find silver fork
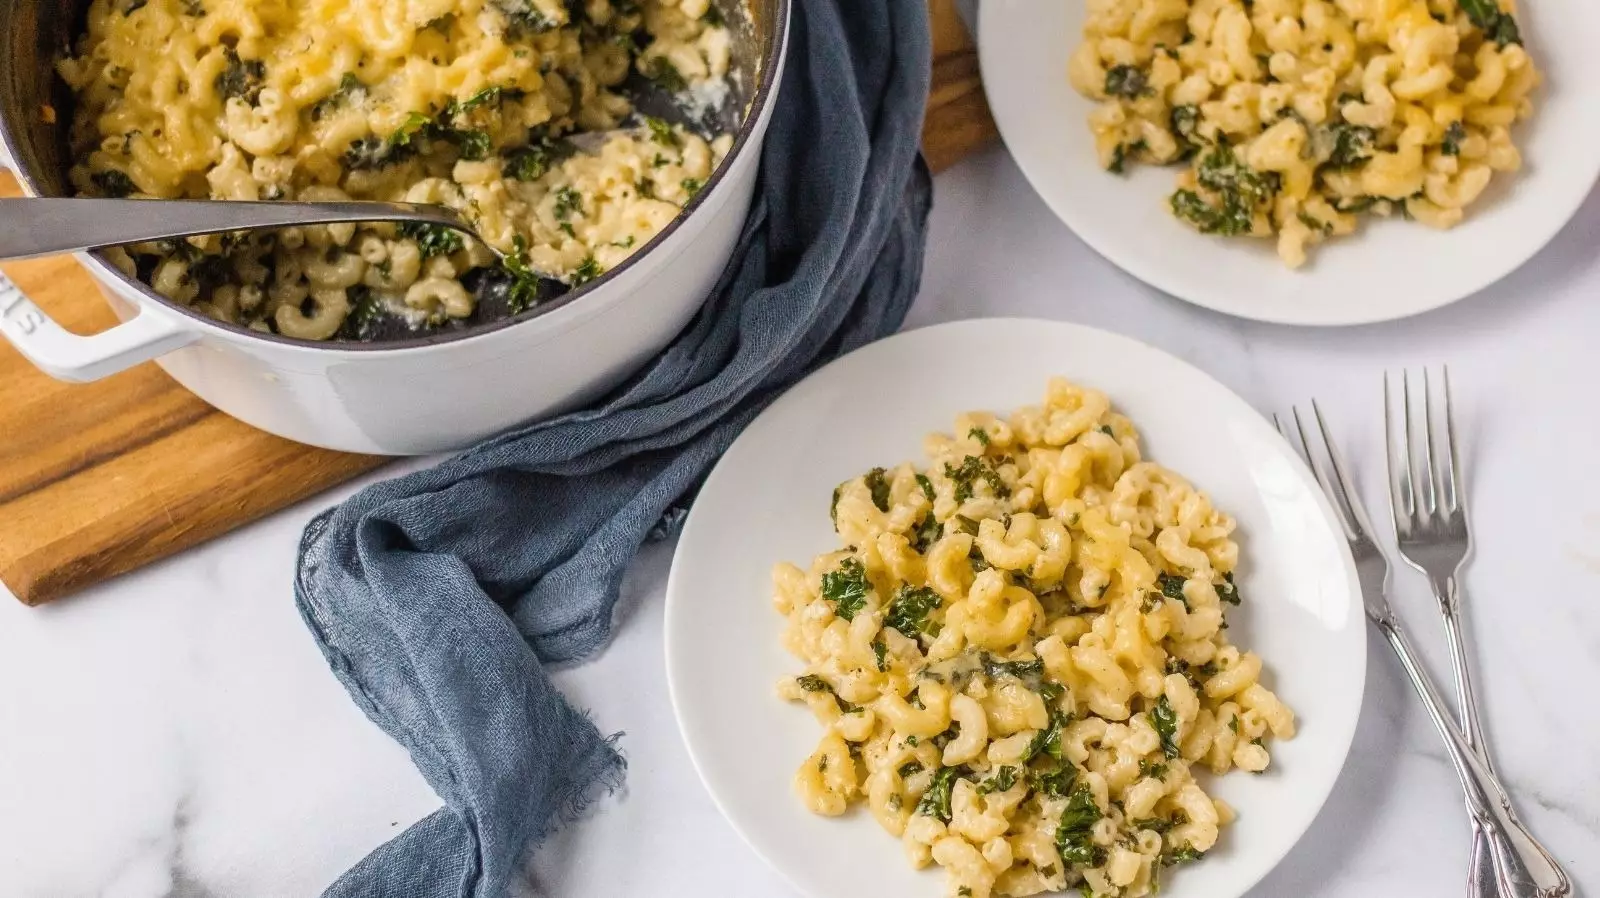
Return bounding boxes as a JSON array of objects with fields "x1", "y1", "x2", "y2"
[
  {"x1": 1384, "y1": 370, "x2": 1569, "y2": 898},
  {"x1": 1276, "y1": 402, "x2": 1570, "y2": 898}
]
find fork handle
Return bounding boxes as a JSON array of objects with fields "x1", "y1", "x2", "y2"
[
  {"x1": 1435, "y1": 574, "x2": 1503, "y2": 898},
  {"x1": 1468, "y1": 827, "x2": 1499, "y2": 898},
  {"x1": 1376, "y1": 618, "x2": 1571, "y2": 898},
  {"x1": 1436, "y1": 574, "x2": 1493, "y2": 755}
]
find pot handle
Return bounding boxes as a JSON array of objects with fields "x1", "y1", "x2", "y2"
[{"x1": 0, "y1": 270, "x2": 197, "y2": 382}]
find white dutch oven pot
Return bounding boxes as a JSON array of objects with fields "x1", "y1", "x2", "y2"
[{"x1": 0, "y1": 0, "x2": 789, "y2": 455}]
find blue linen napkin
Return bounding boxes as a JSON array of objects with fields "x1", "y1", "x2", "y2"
[{"x1": 292, "y1": 1, "x2": 934, "y2": 894}]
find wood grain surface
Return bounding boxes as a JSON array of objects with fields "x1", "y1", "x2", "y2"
[
  {"x1": 0, "y1": 189, "x2": 390, "y2": 606},
  {"x1": 0, "y1": 0, "x2": 998, "y2": 606},
  {"x1": 924, "y1": 0, "x2": 1000, "y2": 175}
]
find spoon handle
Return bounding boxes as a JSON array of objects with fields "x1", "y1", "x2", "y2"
[{"x1": 0, "y1": 198, "x2": 468, "y2": 261}]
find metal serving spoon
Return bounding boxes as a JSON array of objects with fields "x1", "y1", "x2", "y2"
[
  {"x1": 0, "y1": 197, "x2": 506, "y2": 263},
  {"x1": 0, "y1": 132, "x2": 624, "y2": 265}
]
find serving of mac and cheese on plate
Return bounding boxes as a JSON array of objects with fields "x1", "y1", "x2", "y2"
[
  {"x1": 665, "y1": 319, "x2": 1368, "y2": 898},
  {"x1": 980, "y1": 0, "x2": 1600, "y2": 325},
  {"x1": 1067, "y1": 0, "x2": 1541, "y2": 268},
  {"x1": 771, "y1": 379, "x2": 1294, "y2": 898},
  {"x1": 56, "y1": 0, "x2": 737, "y2": 340}
]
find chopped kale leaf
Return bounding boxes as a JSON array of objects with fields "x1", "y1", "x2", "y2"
[
  {"x1": 1104, "y1": 64, "x2": 1149, "y2": 98},
  {"x1": 976, "y1": 766, "x2": 1017, "y2": 795},
  {"x1": 944, "y1": 455, "x2": 1009, "y2": 503},
  {"x1": 1025, "y1": 716, "x2": 1064, "y2": 763},
  {"x1": 1029, "y1": 763, "x2": 1076, "y2": 797},
  {"x1": 552, "y1": 186, "x2": 583, "y2": 227},
  {"x1": 451, "y1": 128, "x2": 493, "y2": 161},
  {"x1": 885, "y1": 584, "x2": 942, "y2": 638},
  {"x1": 864, "y1": 467, "x2": 892, "y2": 512},
  {"x1": 1133, "y1": 816, "x2": 1178, "y2": 834},
  {"x1": 1460, "y1": 0, "x2": 1521, "y2": 46},
  {"x1": 1056, "y1": 784, "x2": 1105, "y2": 868},
  {"x1": 1157, "y1": 572, "x2": 1188, "y2": 605},
  {"x1": 1150, "y1": 694, "x2": 1182, "y2": 759},
  {"x1": 1217, "y1": 571, "x2": 1241, "y2": 605},
  {"x1": 1298, "y1": 211, "x2": 1333, "y2": 235},
  {"x1": 820, "y1": 558, "x2": 871, "y2": 621},
  {"x1": 643, "y1": 115, "x2": 679, "y2": 148},
  {"x1": 796, "y1": 674, "x2": 830, "y2": 692},
  {"x1": 1170, "y1": 104, "x2": 1202, "y2": 157},
  {"x1": 1108, "y1": 138, "x2": 1148, "y2": 175},
  {"x1": 570, "y1": 254, "x2": 602, "y2": 286},
  {"x1": 501, "y1": 234, "x2": 547, "y2": 314},
  {"x1": 1138, "y1": 759, "x2": 1169, "y2": 780},
  {"x1": 90, "y1": 169, "x2": 137, "y2": 197},
  {"x1": 1162, "y1": 845, "x2": 1206, "y2": 866},
  {"x1": 916, "y1": 767, "x2": 962, "y2": 821},
  {"x1": 910, "y1": 513, "x2": 941, "y2": 554},
  {"x1": 338, "y1": 286, "x2": 383, "y2": 340},
  {"x1": 1325, "y1": 123, "x2": 1377, "y2": 169},
  {"x1": 215, "y1": 49, "x2": 266, "y2": 104},
  {"x1": 397, "y1": 222, "x2": 464, "y2": 260},
  {"x1": 981, "y1": 654, "x2": 1044, "y2": 682},
  {"x1": 494, "y1": 0, "x2": 562, "y2": 36},
  {"x1": 505, "y1": 137, "x2": 576, "y2": 181}
]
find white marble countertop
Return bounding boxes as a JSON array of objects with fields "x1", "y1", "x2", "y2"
[{"x1": 4, "y1": 146, "x2": 1599, "y2": 898}]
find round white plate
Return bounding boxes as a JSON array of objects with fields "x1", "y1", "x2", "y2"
[
  {"x1": 666, "y1": 319, "x2": 1368, "y2": 898},
  {"x1": 978, "y1": 0, "x2": 1600, "y2": 326}
]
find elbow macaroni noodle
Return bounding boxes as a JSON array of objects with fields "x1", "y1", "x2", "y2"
[
  {"x1": 1068, "y1": 0, "x2": 1540, "y2": 268},
  {"x1": 773, "y1": 378, "x2": 1296, "y2": 898},
  {"x1": 59, "y1": 0, "x2": 735, "y2": 339}
]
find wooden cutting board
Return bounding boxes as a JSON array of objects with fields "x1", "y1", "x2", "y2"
[{"x1": 0, "y1": 0, "x2": 998, "y2": 606}]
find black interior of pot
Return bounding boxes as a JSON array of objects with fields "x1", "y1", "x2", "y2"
[
  {"x1": 0, "y1": 0, "x2": 76, "y2": 195},
  {"x1": 0, "y1": 0, "x2": 780, "y2": 347}
]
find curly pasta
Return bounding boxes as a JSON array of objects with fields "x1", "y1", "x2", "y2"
[
  {"x1": 58, "y1": 0, "x2": 734, "y2": 338},
  {"x1": 1068, "y1": 0, "x2": 1540, "y2": 268},
  {"x1": 773, "y1": 378, "x2": 1296, "y2": 898}
]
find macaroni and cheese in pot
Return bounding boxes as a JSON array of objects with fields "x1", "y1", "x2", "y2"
[{"x1": 57, "y1": 0, "x2": 738, "y2": 340}]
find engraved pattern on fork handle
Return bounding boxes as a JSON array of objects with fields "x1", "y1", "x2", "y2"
[
  {"x1": 1434, "y1": 573, "x2": 1569, "y2": 898},
  {"x1": 1375, "y1": 617, "x2": 1571, "y2": 898}
]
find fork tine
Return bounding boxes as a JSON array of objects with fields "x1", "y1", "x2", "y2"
[
  {"x1": 1407, "y1": 370, "x2": 1436, "y2": 517},
  {"x1": 1392, "y1": 373, "x2": 1415, "y2": 519},
  {"x1": 1293, "y1": 405, "x2": 1359, "y2": 542},
  {"x1": 1383, "y1": 373, "x2": 1412, "y2": 527},
  {"x1": 1442, "y1": 366, "x2": 1462, "y2": 515},
  {"x1": 1311, "y1": 399, "x2": 1380, "y2": 541},
  {"x1": 1402, "y1": 370, "x2": 1419, "y2": 515},
  {"x1": 1421, "y1": 368, "x2": 1440, "y2": 518}
]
